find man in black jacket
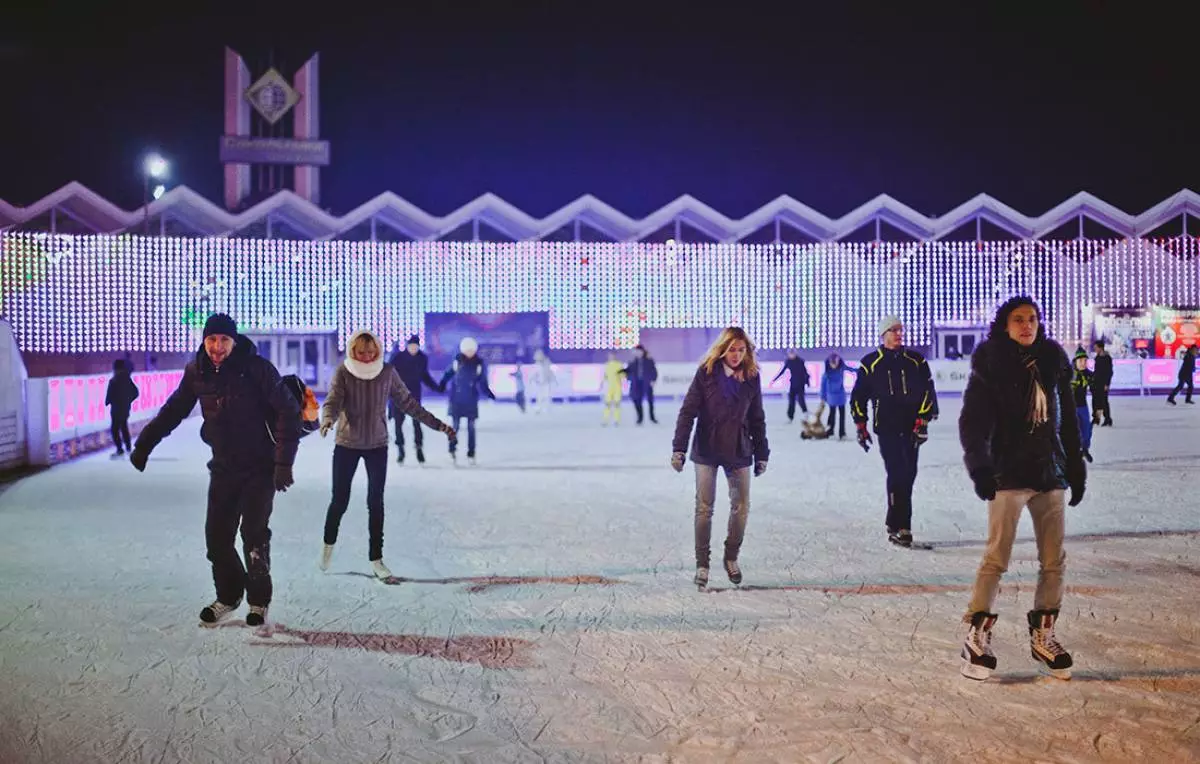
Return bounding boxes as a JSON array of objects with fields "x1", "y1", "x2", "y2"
[
  {"x1": 1090, "y1": 340, "x2": 1114, "y2": 426},
  {"x1": 850, "y1": 316, "x2": 938, "y2": 548},
  {"x1": 958, "y1": 296, "x2": 1086, "y2": 682},
  {"x1": 388, "y1": 334, "x2": 440, "y2": 463},
  {"x1": 771, "y1": 349, "x2": 810, "y2": 421},
  {"x1": 1167, "y1": 344, "x2": 1196, "y2": 405},
  {"x1": 130, "y1": 314, "x2": 301, "y2": 628},
  {"x1": 624, "y1": 344, "x2": 659, "y2": 424}
]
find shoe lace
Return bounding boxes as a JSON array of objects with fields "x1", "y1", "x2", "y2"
[
  {"x1": 208, "y1": 600, "x2": 236, "y2": 615},
  {"x1": 725, "y1": 560, "x2": 741, "y2": 577},
  {"x1": 248, "y1": 605, "x2": 267, "y2": 616},
  {"x1": 1036, "y1": 625, "x2": 1067, "y2": 656}
]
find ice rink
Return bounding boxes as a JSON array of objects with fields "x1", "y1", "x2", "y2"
[{"x1": 1, "y1": 395, "x2": 1198, "y2": 763}]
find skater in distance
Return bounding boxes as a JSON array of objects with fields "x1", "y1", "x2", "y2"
[
  {"x1": 320, "y1": 330, "x2": 455, "y2": 579},
  {"x1": 438, "y1": 337, "x2": 496, "y2": 465},
  {"x1": 130, "y1": 313, "x2": 302, "y2": 628},
  {"x1": 958, "y1": 296, "x2": 1086, "y2": 681},
  {"x1": 387, "y1": 334, "x2": 440, "y2": 464},
  {"x1": 671, "y1": 326, "x2": 770, "y2": 589}
]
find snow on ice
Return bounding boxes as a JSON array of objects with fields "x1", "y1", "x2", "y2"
[{"x1": 0, "y1": 396, "x2": 1197, "y2": 762}]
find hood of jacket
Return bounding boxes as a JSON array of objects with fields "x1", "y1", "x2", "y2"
[{"x1": 344, "y1": 330, "x2": 385, "y2": 380}]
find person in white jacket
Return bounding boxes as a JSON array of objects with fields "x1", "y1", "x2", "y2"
[{"x1": 530, "y1": 348, "x2": 557, "y2": 414}]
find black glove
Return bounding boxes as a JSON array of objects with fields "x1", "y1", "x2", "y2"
[
  {"x1": 754, "y1": 460, "x2": 767, "y2": 477},
  {"x1": 855, "y1": 421, "x2": 872, "y2": 452},
  {"x1": 129, "y1": 448, "x2": 149, "y2": 472},
  {"x1": 1067, "y1": 462, "x2": 1086, "y2": 507},
  {"x1": 273, "y1": 463, "x2": 294, "y2": 492},
  {"x1": 970, "y1": 469, "x2": 997, "y2": 501}
]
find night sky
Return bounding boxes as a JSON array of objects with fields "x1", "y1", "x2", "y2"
[{"x1": 3, "y1": 1, "x2": 1197, "y2": 219}]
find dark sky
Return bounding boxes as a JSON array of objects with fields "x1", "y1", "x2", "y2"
[{"x1": 3, "y1": 1, "x2": 1197, "y2": 218}]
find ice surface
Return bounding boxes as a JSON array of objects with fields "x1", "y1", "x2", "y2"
[{"x1": 1, "y1": 396, "x2": 1198, "y2": 762}]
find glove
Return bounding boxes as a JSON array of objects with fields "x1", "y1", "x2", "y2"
[
  {"x1": 913, "y1": 417, "x2": 930, "y2": 446},
  {"x1": 320, "y1": 421, "x2": 333, "y2": 437},
  {"x1": 1067, "y1": 462, "x2": 1086, "y2": 507},
  {"x1": 273, "y1": 463, "x2": 294, "y2": 492},
  {"x1": 670, "y1": 452, "x2": 685, "y2": 472},
  {"x1": 856, "y1": 421, "x2": 872, "y2": 452},
  {"x1": 754, "y1": 460, "x2": 767, "y2": 477},
  {"x1": 970, "y1": 469, "x2": 997, "y2": 501},
  {"x1": 129, "y1": 448, "x2": 149, "y2": 472}
]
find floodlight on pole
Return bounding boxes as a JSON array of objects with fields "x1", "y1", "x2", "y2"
[{"x1": 142, "y1": 153, "x2": 170, "y2": 235}]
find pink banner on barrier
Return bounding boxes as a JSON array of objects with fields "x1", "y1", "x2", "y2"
[{"x1": 46, "y1": 370, "x2": 185, "y2": 436}]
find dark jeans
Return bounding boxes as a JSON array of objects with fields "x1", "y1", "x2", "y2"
[
  {"x1": 1091, "y1": 386, "x2": 1112, "y2": 423},
  {"x1": 394, "y1": 412, "x2": 424, "y2": 453},
  {"x1": 450, "y1": 416, "x2": 477, "y2": 456},
  {"x1": 632, "y1": 386, "x2": 657, "y2": 423},
  {"x1": 205, "y1": 469, "x2": 275, "y2": 607},
  {"x1": 878, "y1": 431, "x2": 921, "y2": 533},
  {"x1": 323, "y1": 445, "x2": 389, "y2": 560},
  {"x1": 111, "y1": 411, "x2": 131, "y2": 452},
  {"x1": 786, "y1": 389, "x2": 808, "y2": 420},
  {"x1": 826, "y1": 404, "x2": 846, "y2": 436},
  {"x1": 1169, "y1": 377, "x2": 1194, "y2": 403},
  {"x1": 1076, "y1": 405, "x2": 1093, "y2": 449}
]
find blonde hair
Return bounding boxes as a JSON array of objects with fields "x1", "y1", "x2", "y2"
[
  {"x1": 701, "y1": 327, "x2": 759, "y2": 378},
  {"x1": 350, "y1": 332, "x2": 381, "y2": 358}
]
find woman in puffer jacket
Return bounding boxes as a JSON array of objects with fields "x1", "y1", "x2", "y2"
[{"x1": 320, "y1": 330, "x2": 456, "y2": 579}]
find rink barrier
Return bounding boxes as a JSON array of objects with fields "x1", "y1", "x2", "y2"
[
  {"x1": 487, "y1": 358, "x2": 1197, "y2": 399},
  {"x1": 24, "y1": 370, "x2": 190, "y2": 466}
]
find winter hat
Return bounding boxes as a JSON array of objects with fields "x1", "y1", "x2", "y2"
[
  {"x1": 460, "y1": 337, "x2": 478, "y2": 355},
  {"x1": 1073, "y1": 346, "x2": 1088, "y2": 360},
  {"x1": 877, "y1": 315, "x2": 902, "y2": 337},
  {"x1": 203, "y1": 313, "x2": 238, "y2": 339},
  {"x1": 406, "y1": 334, "x2": 420, "y2": 346}
]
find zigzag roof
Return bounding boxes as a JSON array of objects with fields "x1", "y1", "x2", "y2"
[{"x1": 2, "y1": 182, "x2": 1198, "y2": 241}]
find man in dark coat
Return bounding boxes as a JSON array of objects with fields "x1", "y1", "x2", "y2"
[
  {"x1": 957, "y1": 296, "x2": 1086, "y2": 681},
  {"x1": 771, "y1": 349, "x2": 810, "y2": 422},
  {"x1": 1090, "y1": 340, "x2": 1114, "y2": 426},
  {"x1": 387, "y1": 334, "x2": 440, "y2": 463},
  {"x1": 850, "y1": 316, "x2": 939, "y2": 548},
  {"x1": 130, "y1": 313, "x2": 301, "y2": 628},
  {"x1": 105, "y1": 358, "x2": 140, "y2": 457},
  {"x1": 623, "y1": 344, "x2": 659, "y2": 424},
  {"x1": 1167, "y1": 344, "x2": 1197, "y2": 405}
]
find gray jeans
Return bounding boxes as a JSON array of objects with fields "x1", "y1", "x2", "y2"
[
  {"x1": 966, "y1": 488, "x2": 1066, "y2": 615},
  {"x1": 694, "y1": 464, "x2": 751, "y2": 567}
]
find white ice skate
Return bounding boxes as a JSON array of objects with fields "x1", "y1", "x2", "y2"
[
  {"x1": 319, "y1": 543, "x2": 334, "y2": 572},
  {"x1": 371, "y1": 559, "x2": 393, "y2": 579},
  {"x1": 960, "y1": 612, "x2": 998, "y2": 680}
]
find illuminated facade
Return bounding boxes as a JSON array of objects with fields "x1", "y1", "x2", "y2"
[{"x1": 1, "y1": 233, "x2": 1196, "y2": 354}]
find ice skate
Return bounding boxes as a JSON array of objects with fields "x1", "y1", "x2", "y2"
[
  {"x1": 1028, "y1": 609, "x2": 1073, "y2": 679},
  {"x1": 110, "y1": 450, "x2": 125, "y2": 460},
  {"x1": 1083, "y1": 449, "x2": 1093, "y2": 463},
  {"x1": 397, "y1": 447, "x2": 405, "y2": 464},
  {"x1": 199, "y1": 599, "x2": 241, "y2": 626},
  {"x1": 245, "y1": 605, "x2": 268, "y2": 627},
  {"x1": 468, "y1": 455, "x2": 477, "y2": 466},
  {"x1": 371, "y1": 559, "x2": 393, "y2": 579},
  {"x1": 319, "y1": 543, "x2": 334, "y2": 572},
  {"x1": 960, "y1": 612, "x2": 998, "y2": 680},
  {"x1": 723, "y1": 558, "x2": 742, "y2": 585},
  {"x1": 693, "y1": 566, "x2": 709, "y2": 589},
  {"x1": 888, "y1": 529, "x2": 913, "y2": 548},
  {"x1": 416, "y1": 448, "x2": 425, "y2": 464}
]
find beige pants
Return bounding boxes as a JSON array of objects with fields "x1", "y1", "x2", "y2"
[{"x1": 966, "y1": 489, "x2": 1066, "y2": 615}]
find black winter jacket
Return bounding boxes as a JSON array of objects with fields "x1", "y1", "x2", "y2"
[
  {"x1": 959, "y1": 336, "x2": 1085, "y2": 492},
  {"x1": 1179, "y1": 350, "x2": 1196, "y2": 381},
  {"x1": 388, "y1": 349, "x2": 439, "y2": 401},
  {"x1": 672, "y1": 365, "x2": 769, "y2": 469},
  {"x1": 850, "y1": 347, "x2": 938, "y2": 433},
  {"x1": 772, "y1": 357, "x2": 810, "y2": 391},
  {"x1": 136, "y1": 335, "x2": 302, "y2": 472},
  {"x1": 105, "y1": 370, "x2": 140, "y2": 417},
  {"x1": 1092, "y1": 354, "x2": 1113, "y2": 386}
]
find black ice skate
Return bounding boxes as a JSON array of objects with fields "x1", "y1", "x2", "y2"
[
  {"x1": 888, "y1": 530, "x2": 913, "y2": 548},
  {"x1": 199, "y1": 599, "x2": 241, "y2": 625},
  {"x1": 694, "y1": 566, "x2": 709, "y2": 589},
  {"x1": 723, "y1": 559, "x2": 742, "y2": 585},
  {"x1": 246, "y1": 605, "x2": 268, "y2": 627},
  {"x1": 416, "y1": 448, "x2": 425, "y2": 464},
  {"x1": 1083, "y1": 449, "x2": 1093, "y2": 463},
  {"x1": 397, "y1": 445, "x2": 405, "y2": 464},
  {"x1": 960, "y1": 611, "x2": 998, "y2": 680},
  {"x1": 1028, "y1": 609, "x2": 1073, "y2": 679}
]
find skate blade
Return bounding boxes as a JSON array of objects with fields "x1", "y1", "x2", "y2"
[
  {"x1": 1038, "y1": 664, "x2": 1072, "y2": 680},
  {"x1": 960, "y1": 659, "x2": 992, "y2": 681}
]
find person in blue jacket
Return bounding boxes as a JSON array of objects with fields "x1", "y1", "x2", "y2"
[
  {"x1": 819, "y1": 353, "x2": 850, "y2": 439},
  {"x1": 438, "y1": 337, "x2": 496, "y2": 465}
]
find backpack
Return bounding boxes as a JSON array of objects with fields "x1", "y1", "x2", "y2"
[{"x1": 281, "y1": 374, "x2": 321, "y2": 437}]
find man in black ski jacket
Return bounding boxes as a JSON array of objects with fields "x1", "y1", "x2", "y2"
[
  {"x1": 957, "y1": 296, "x2": 1085, "y2": 681},
  {"x1": 387, "y1": 334, "x2": 440, "y2": 463},
  {"x1": 850, "y1": 315, "x2": 939, "y2": 548},
  {"x1": 1167, "y1": 344, "x2": 1197, "y2": 405},
  {"x1": 1090, "y1": 340, "x2": 1114, "y2": 425},
  {"x1": 771, "y1": 349, "x2": 810, "y2": 421},
  {"x1": 130, "y1": 313, "x2": 301, "y2": 628},
  {"x1": 623, "y1": 344, "x2": 659, "y2": 424}
]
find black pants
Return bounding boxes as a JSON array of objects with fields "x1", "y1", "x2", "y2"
[
  {"x1": 632, "y1": 386, "x2": 656, "y2": 423},
  {"x1": 825, "y1": 404, "x2": 846, "y2": 436},
  {"x1": 205, "y1": 468, "x2": 275, "y2": 607},
  {"x1": 111, "y1": 411, "x2": 131, "y2": 452},
  {"x1": 449, "y1": 416, "x2": 477, "y2": 457},
  {"x1": 324, "y1": 445, "x2": 389, "y2": 560},
  {"x1": 1169, "y1": 377, "x2": 1194, "y2": 403},
  {"x1": 393, "y1": 411, "x2": 424, "y2": 453},
  {"x1": 877, "y1": 431, "x2": 921, "y2": 533},
  {"x1": 786, "y1": 389, "x2": 808, "y2": 420},
  {"x1": 1091, "y1": 386, "x2": 1112, "y2": 423}
]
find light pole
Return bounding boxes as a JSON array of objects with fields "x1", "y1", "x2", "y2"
[{"x1": 142, "y1": 153, "x2": 169, "y2": 236}]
